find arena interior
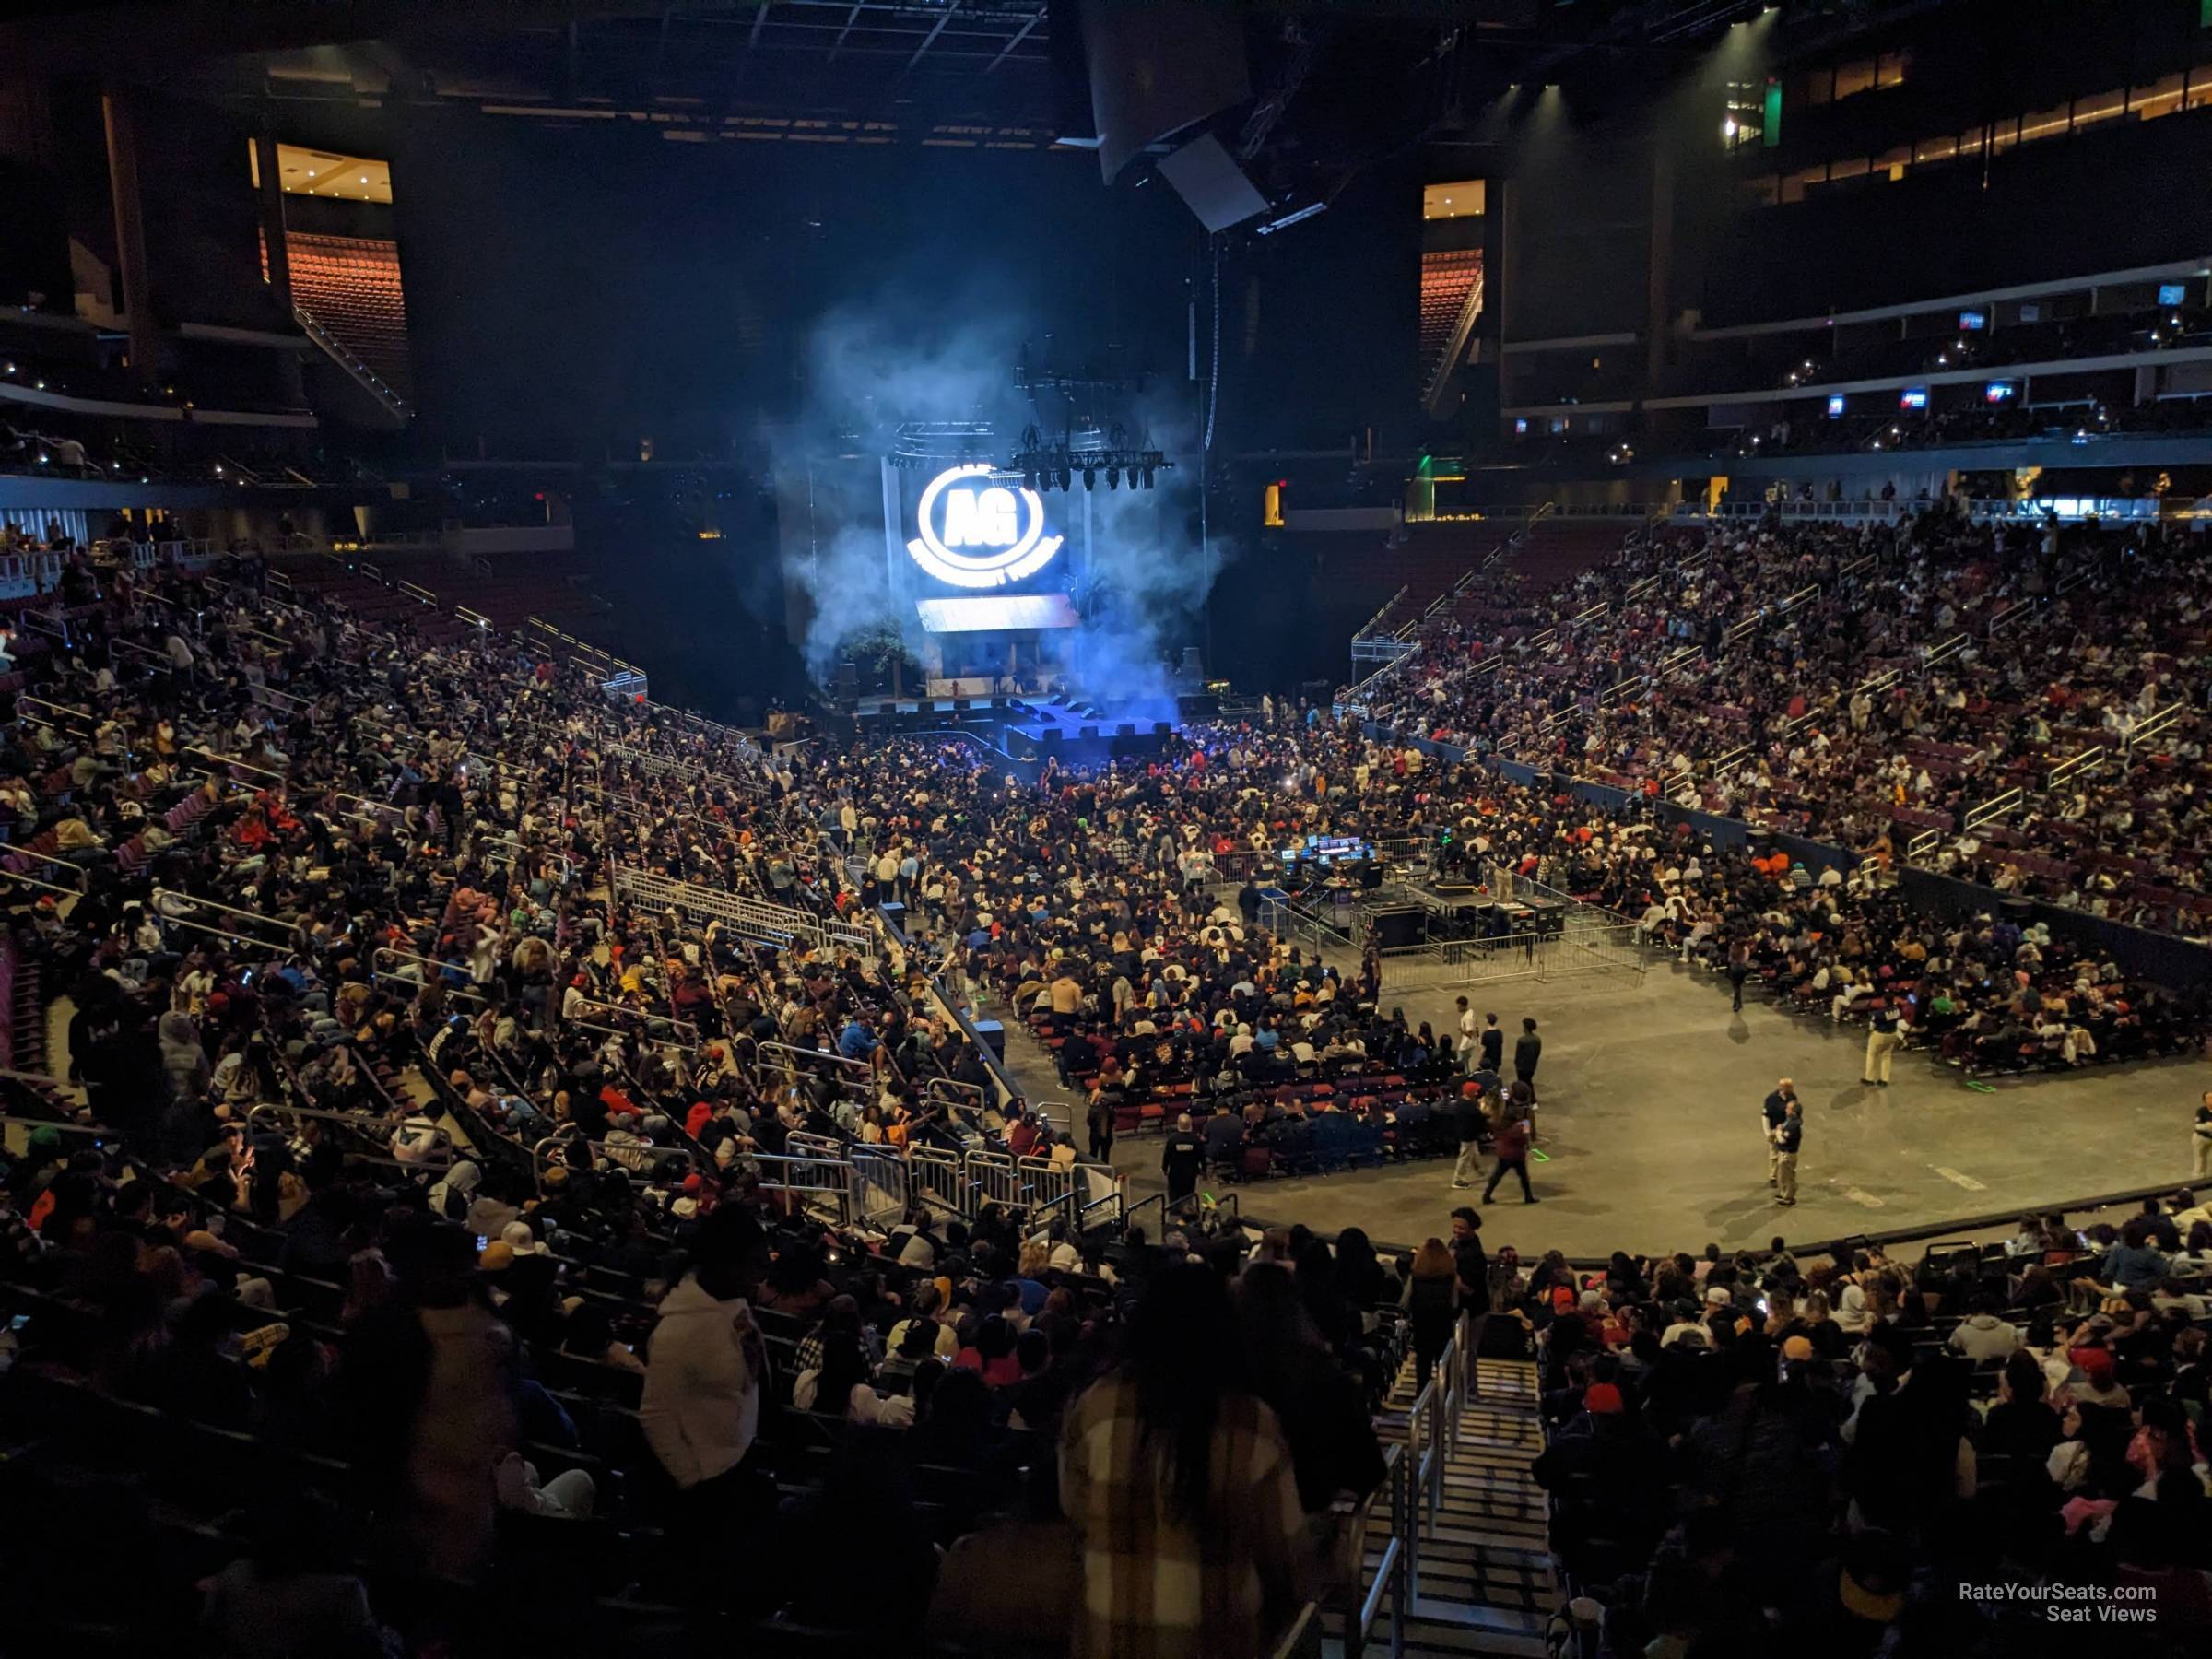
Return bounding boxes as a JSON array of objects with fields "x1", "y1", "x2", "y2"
[{"x1": 5, "y1": 2, "x2": 2212, "y2": 1655}]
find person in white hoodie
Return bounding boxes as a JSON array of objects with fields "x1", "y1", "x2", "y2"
[
  {"x1": 1946, "y1": 1293, "x2": 2022, "y2": 1363},
  {"x1": 641, "y1": 1204, "x2": 771, "y2": 1557}
]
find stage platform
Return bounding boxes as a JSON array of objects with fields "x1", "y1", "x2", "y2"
[{"x1": 841, "y1": 691, "x2": 1213, "y2": 776}]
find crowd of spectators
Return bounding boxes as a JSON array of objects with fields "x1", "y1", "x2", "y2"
[
  {"x1": 0, "y1": 541, "x2": 2206, "y2": 1658},
  {"x1": 1354, "y1": 504, "x2": 2212, "y2": 941},
  {"x1": 1523, "y1": 1196, "x2": 2212, "y2": 1653}
]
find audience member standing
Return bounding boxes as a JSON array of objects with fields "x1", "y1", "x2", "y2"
[
  {"x1": 1773, "y1": 1100, "x2": 1804, "y2": 1206},
  {"x1": 1162, "y1": 1112, "x2": 1206, "y2": 1207},
  {"x1": 641, "y1": 1206, "x2": 771, "y2": 1564},
  {"x1": 1059, "y1": 1264, "x2": 1311, "y2": 1659},
  {"x1": 1450, "y1": 1083, "x2": 1487, "y2": 1189},
  {"x1": 2194, "y1": 1088, "x2": 2212, "y2": 1181},
  {"x1": 1762, "y1": 1078, "x2": 1797, "y2": 1190},
  {"x1": 1483, "y1": 1108, "x2": 1536, "y2": 1206},
  {"x1": 1512, "y1": 1018, "x2": 1542, "y2": 1094},
  {"x1": 1478, "y1": 1012, "x2": 1503, "y2": 1075},
  {"x1": 1862, "y1": 1005, "x2": 1901, "y2": 1087},
  {"x1": 1403, "y1": 1239, "x2": 1462, "y2": 1388}
]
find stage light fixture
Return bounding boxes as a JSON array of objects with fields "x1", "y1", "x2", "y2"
[
  {"x1": 1082, "y1": 466, "x2": 1096, "y2": 490},
  {"x1": 1140, "y1": 466, "x2": 1155, "y2": 488},
  {"x1": 1106, "y1": 465, "x2": 1121, "y2": 488}
]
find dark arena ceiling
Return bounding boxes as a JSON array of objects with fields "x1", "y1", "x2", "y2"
[{"x1": 1, "y1": 1, "x2": 1954, "y2": 139}]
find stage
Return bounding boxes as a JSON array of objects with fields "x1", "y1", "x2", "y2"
[{"x1": 842, "y1": 692, "x2": 1213, "y2": 778}]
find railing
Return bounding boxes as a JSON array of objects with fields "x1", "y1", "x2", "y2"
[
  {"x1": 2047, "y1": 745, "x2": 2107, "y2": 791},
  {"x1": 1421, "y1": 265, "x2": 1486, "y2": 416},
  {"x1": 1378, "y1": 924, "x2": 1646, "y2": 990},
  {"x1": 249, "y1": 1100, "x2": 453, "y2": 1171},
  {"x1": 1962, "y1": 785, "x2": 2024, "y2": 834},
  {"x1": 293, "y1": 300, "x2": 413, "y2": 420},
  {"x1": 1918, "y1": 629, "x2": 1973, "y2": 672},
  {"x1": 609, "y1": 864, "x2": 871, "y2": 956},
  {"x1": 2124, "y1": 700, "x2": 2186, "y2": 754},
  {"x1": 1350, "y1": 583, "x2": 1410, "y2": 645}
]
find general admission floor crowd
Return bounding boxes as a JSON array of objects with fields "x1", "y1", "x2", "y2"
[{"x1": 0, "y1": 530, "x2": 2207, "y2": 1659}]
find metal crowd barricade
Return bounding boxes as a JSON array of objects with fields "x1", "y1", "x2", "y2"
[
  {"x1": 785, "y1": 1129, "x2": 844, "y2": 1164},
  {"x1": 1016, "y1": 1154, "x2": 1077, "y2": 1225},
  {"x1": 909, "y1": 1144, "x2": 967, "y2": 1218},
  {"x1": 743, "y1": 1148, "x2": 859, "y2": 1224},
  {"x1": 965, "y1": 1147, "x2": 1021, "y2": 1211},
  {"x1": 850, "y1": 1144, "x2": 908, "y2": 1227},
  {"x1": 924, "y1": 1077, "x2": 987, "y2": 1124}
]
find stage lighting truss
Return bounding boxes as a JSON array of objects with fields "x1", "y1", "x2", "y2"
[
  {"x1": 1010, "y1": 444, "x2": 1171, "y2": 491},
  {"x1": 888, "y1": 421, "x2": 999, "y2": 466}
]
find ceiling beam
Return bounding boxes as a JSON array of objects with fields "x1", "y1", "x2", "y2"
[
  {"x1": 903, "y1": 0, "x2": 959, "y2": 73},
  {"x1": 982, "y1": 8, "x2": 1037, "y2": 74},
  {"x1": 826, "y1": 1, "x2": 865, "y2": 62}
]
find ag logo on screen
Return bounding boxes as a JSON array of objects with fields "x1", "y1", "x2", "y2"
[{"x1": 907, "y1": 463, "x2": 1064, "y2": 589}]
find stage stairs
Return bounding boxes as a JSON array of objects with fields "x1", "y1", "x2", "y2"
[{"x1": 1329, "y1": 1354, "x2": 1558, "y2": 1659}]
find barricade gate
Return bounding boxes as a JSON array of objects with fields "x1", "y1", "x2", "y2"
[
  {"x1": 910, "y1": 1145, "x2": 967, "y2": 1218},
  {"x1": 966, "y1": 1147, "x2": 1022, "y2": 1211},
  {"x1": 851, "y1": 1146, "x2": 909, "y2": 1227}
]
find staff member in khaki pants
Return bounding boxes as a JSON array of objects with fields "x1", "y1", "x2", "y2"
[
  {"x1": 1772, "y1": 1099, "x2": 1803, "y2": 1206},
  {"x1": 1762, "y1": 1078, "x2": 1796, "y2": 1188},
  {"x1": 1862, "y1": 1005, "x2": 1903, "y2": 1087}
]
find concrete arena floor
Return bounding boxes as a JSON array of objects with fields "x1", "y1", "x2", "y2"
[{"x1": 997, "y1": 957, "x2": 2212, "y2": 1260}]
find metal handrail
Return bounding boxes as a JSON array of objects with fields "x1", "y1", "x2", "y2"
[
  {"x1": 567, "y1": 996, "x2": 700, "y2": 1044},
  {"x1": 248, "y1": 1099, "x2": 453, "y2": 1167},
  {"x1": 759, "y1": 1039, "x2": 871, "y2": 1077},
  {"x1": 150, "y1": 887, "x2": 298, "y2": 940},
  {"x1": 0, "y1": 867, "x2": 88, "y2": 900}
]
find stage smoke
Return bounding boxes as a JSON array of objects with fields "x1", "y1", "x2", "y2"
[{"x1": 783, "y1": 282, "x2": 1226, "y2": 709}]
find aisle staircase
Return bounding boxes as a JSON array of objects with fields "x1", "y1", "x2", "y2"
[{"x1": 1335, "y1": 1350, "x2": 1557, "y2": 1659}]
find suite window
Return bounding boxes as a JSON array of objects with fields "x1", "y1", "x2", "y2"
[
  {"x1": 1989, "y1": 114, "x2": 2022, "y2": 155},
  {"x1": 2131, "y1": 73, "x2": 2183, "y2": 120},
  {"x1": 2187, "y1": 65, "x2": 2212, "y2": 111},
  {"x1": 1827, "y1": 155, "x2": 1870, "y2": 182},
  {"x1": 1833, "y1": 59, "x2": 1877, "y2": 100},
  {"x1": 1913, "y1": 135, "x2": 1958, "y2": 164},
  {"x1": 1799, "y1": 68, "x2": 1832, "y2": 107},
  {"x1": 1955, "y1": 127, "x2": 1984, "y2": 158},
  {"x1": 1876, "y1": 144, "x2": 1911, "y2": 181},
  {"x1": 2072, "y1": 89, "x2": 2124, "y2": 129},
  {"x1": 1877, "y1": 51, "x2": 1909, "y2": 89},
  {"x1": 2020, "y1": 100, "x2": 2074, "y2": 143}
]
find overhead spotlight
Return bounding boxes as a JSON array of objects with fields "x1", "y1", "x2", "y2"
[
  {"x1": 1082, "y1": 466, "x2": 1096, "y2": 490},
  {"x1": 1140, "y1": 466, "x2": 1155, "y2": 488},
  {"x1": 1106, "y1": 465, "x2": 1120, "y2": 489}
]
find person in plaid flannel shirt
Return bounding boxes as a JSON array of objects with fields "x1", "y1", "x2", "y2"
[{"x1": 1059, "y1": 1262, "x2": 1312, "y2": 1658}]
